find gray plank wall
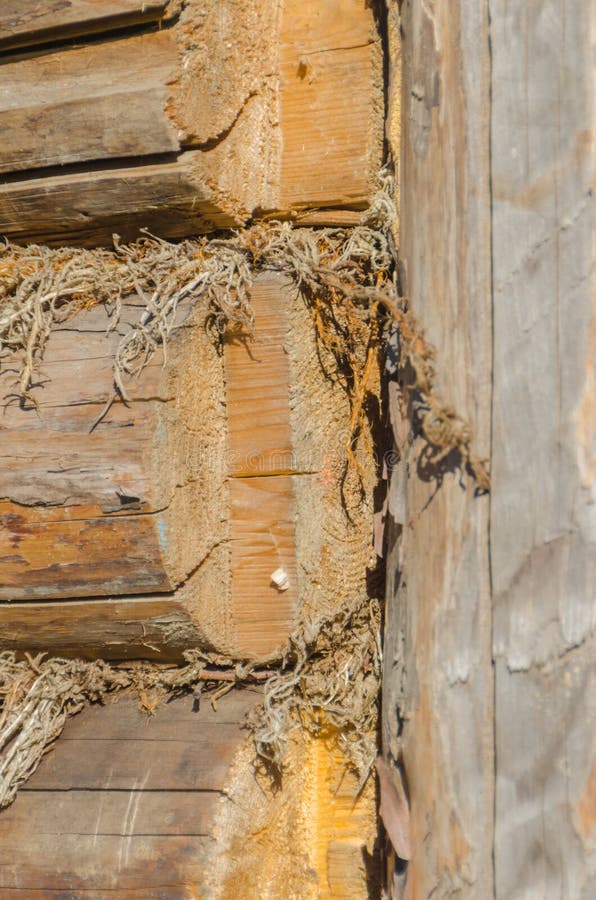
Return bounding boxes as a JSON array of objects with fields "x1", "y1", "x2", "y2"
[
  {"x1": 491, "y1": 1, "x2": 595, "y2": 898},
  {"x1": 384, "y1": 0, "x2": 594, "y2": 896}
]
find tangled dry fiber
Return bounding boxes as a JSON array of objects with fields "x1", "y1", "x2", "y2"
[{"x1": 0, "y1": 177, "x2": 488, "y2": 810}]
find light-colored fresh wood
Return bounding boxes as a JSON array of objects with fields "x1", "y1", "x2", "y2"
[
  {"x1": 382, "y1": 1, "x2": 493, "y2": 896},
  {"x1": 0, "y1": 0, "x2": 278, "y2": 236},
  {"x1": 224, "y1": 280, "x2": 294, "y2": 479},
  {"x1": 229, "y1": 476, "x2": 297, "y2": 656},
  {"x1": 276, "y1": 0, "x2": 383, "y2": 213},
  {"x1": 0, "y1": 1, "x2": 169, "y2": 51},
  {"x1": 0, "y1": 691, "x2": 379, "y2": 897},
  {"x1": 223, "y1": 279, "x2": 299, "y2": 655},
  {"x1": 490, "y1": 1, "x2": 595, "y2": 897},
  {"x1": 0, "y1": 691, "x2": 258, "y2": 895}
]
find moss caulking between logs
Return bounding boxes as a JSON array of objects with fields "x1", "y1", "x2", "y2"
[{"x1": 0, "y1": 174, "x2": 489, "y2": 810}]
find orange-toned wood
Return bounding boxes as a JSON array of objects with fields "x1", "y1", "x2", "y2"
[
  {"x1": 278, "y1": 0, "x2": 383, "y2": 214},
  {"x1": 223, "y1": 277, "x2": 299, "y2": 656},
  {"x1": 224, "y1": 280, "x2": 294, "y2": 478},
  {"x1": 0, "y1": 502, "x2": 171, "y2": 599},
  {"x1": 229, "y1": 476, "x2": 297, "y2": 656}
]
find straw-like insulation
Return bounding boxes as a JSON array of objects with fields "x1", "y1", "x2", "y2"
[{"x1": 0, "y1": 175, "x2": 489, "y2": 809}]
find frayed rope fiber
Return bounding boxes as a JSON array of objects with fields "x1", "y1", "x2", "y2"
[{"x1": 0, "y1": 174, "x2": 489, "y2": 810}]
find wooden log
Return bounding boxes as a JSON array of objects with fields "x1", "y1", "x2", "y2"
[
  {"x1": 0, "y1": 31, "x2": 181, "y2": 173},
  {"x1": 0, "y1": 281, "x2": 295, "y2": 658},
  {"x1": 0, "y1": 690, "x2": 379, "y2": 897},
  {"x1": 0, "y1": 0, "x2": 384, "y2": 245},
  {"x1": 382, "y1": 0, "x2": 493, "y2": 896},
  {"x1": 0, "y1": 0, "x2": 279, "y2": 175},
  {"x1": 0, "y1": 273, "x2": 376, "y2": 661},
  {"x1": 0, "y1": 1, "x2": 170, "y2": 51},
  {"x1": 0, "y1": 301, "x2": 227, "y2": 605},
  {"x1": 0, "y1": 153, "x2": 239, "y2": 246},
  {"x1": 0, "y1": 690, "x2": 258, "y2": 895},
  {"x1": 0, "y1": 598, "x2": 215, "y2": 661},
  {"x1": 490, "y1": 1, "x2": 595, "y2": 897}
]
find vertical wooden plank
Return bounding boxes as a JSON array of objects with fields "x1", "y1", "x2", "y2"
[
  {"x1": 383, "y1": 1, "x2": 493, "y2": 896},
  {"x1": 490, "y1": 1, "x2": 595, "y2": 897},
  {"x1": 278, "y1": 0, "x2": 383, "y2": 212}
]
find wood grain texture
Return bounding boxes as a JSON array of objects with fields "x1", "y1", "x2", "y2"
[
  {"x1": 0, "y1": 30, "x2": 180, "y2": 173},
  {"x1": 383, "y1": 1, "x2": 493, "y2": 896},
  {"x1": 224, "y1": 279, "x2": 294, "y2": 479},
  {"x1": 277, "y1": 0, "x2": 383, "y2": 213},
  {"x1": 224, "y1": 277, "x2": 299, "y2": 656},
  {"x1": 229, "y1": 475, "x2": 297, "y2": 656},
  {"x1": 0, "y1": 597, "x2": 208, "y2": 660},
  {"x1": 0, "y1": 278, "x2": 304, "y2": 659},
  {"x1": 0, "y1": 294, "x2": 231, "y2": 656},
  {"x1": 0, "y1": 301, "x2": 214, "y2": 602},
  {"x1": 0, "y1": 151, "x2": 239, "y2": 246},
  {"x1": 0, "y1": 690, "x2": 259, "y2": 895},
  {"x1": 490, "y1": 1, "x2": 595, "y2": 897},
  {"x1": 0, "y1": 1, "x2": 168, "y2": 51},
  {"x1": 0, "y1": 502, "x2": 172, "y2": 599},
  {"x1": 0, "y1": 0, "x2": 384, "y2": 245}
]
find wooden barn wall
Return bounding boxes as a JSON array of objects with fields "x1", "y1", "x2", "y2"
[
  {"x1": 384, "y1": 0, "x2": 594, "y2": 897},
  {"x1": 383, "y1": 1, "x2": 494, "y2": 896},
  {"x1": 490, "y1": 1, "x2": 594, "y2": 897}
]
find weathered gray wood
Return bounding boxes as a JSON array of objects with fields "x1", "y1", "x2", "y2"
[
  {"x1": 26, "y1": 736, "x2": 239, "y2": 790},
  {"x1": 0, "y1": 1, "x2": 168, "y2": 51},
  {"x1": 383, "y1": 1, "x2": 493, "y2": 896},
  {"x1": 0, "y1": 31, "x2": 180, "y2": 173},
  {"x1": 490, "y1": 1, "x2": 595, "y2": 897},
  {"x1": 0, "y1": 691, "x2": 259, "y2": 895}
]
